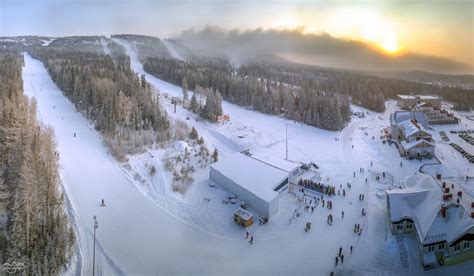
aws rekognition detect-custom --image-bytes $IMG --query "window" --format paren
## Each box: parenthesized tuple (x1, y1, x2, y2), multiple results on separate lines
(397, 224, 403, 230)
(464, 242, 470, 250)
(428, 245, 435, 252)
(454, 244, 461, 252)
(438, 243, 445, 250)
(406, 222, 413, 229)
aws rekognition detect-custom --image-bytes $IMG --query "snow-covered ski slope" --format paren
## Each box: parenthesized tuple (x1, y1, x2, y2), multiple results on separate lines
(23, 44, 473, 275)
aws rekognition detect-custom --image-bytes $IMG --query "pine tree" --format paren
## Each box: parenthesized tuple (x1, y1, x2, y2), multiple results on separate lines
(212, 148, 219, 163)
(189, 93, 199, 113)
(190, 127, 199, 140)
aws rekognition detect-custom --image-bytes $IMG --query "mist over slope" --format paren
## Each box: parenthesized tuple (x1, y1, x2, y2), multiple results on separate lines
(170, 27, 471, 74)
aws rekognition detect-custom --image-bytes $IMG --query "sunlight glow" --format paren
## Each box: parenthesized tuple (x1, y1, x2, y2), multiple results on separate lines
(381, 31, 398, 53)
(275, 16, 298, 30)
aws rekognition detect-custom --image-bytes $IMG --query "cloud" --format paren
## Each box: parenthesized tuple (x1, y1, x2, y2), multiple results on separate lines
(174, 26, 472, 74)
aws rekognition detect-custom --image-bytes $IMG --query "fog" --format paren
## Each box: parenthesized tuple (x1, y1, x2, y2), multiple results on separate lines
(174, 27, 471, 74)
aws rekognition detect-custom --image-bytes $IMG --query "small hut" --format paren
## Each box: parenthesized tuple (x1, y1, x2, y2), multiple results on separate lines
(233, 208, 253, 227)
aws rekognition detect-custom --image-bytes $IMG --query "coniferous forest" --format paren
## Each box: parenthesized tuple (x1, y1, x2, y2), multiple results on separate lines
(144, 58, 351, 130)
(0, 51, 75, 274)
(29, 47, 171, 160)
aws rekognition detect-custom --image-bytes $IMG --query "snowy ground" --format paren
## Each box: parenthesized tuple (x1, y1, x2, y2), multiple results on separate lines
(23, 44, 474, 275)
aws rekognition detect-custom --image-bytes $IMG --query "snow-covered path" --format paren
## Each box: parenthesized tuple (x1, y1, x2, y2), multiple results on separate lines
(22, 54, 249, 275)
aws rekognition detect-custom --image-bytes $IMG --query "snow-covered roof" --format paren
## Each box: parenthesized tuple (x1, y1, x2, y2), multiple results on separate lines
(234, 207, 253, 220)
(398, 95, 439, 100)
(400, 139, 434, 150)
(249, 153, 300, 173)
(387, 173, 474, 245)
(398, 119, 429, 138)
(390, 111, 428, 127)
(211, 153, 290, 202)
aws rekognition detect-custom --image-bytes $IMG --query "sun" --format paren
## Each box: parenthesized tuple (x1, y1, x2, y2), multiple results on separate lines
(276, 17, 298, 30)
(381, 31, 399, 53)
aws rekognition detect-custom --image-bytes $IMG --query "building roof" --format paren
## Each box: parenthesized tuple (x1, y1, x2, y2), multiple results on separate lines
(249, 152, 300, 173)
(400, 139, 434, 150)
(398, 95, 439, 100)
(398, 119, 430, 138)
(234, 207, 253, 220)
(387, 173, 474, 245)
(390, 111, 428, 127)
(211, 153, 292, 202)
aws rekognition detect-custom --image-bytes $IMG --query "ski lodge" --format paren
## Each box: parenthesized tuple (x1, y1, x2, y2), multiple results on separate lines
(386, 173, 474, 269)
(398, 95, 441, 110)
(210, 152, 302, 218)
(390, 111, 434, 159)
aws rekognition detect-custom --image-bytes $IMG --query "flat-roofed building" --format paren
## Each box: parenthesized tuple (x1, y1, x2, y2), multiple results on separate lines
(210, 152, 301, 218)
(398, 95, 441, 110)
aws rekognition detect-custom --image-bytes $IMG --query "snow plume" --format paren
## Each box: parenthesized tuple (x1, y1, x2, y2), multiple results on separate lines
(173, 26, 470, 74)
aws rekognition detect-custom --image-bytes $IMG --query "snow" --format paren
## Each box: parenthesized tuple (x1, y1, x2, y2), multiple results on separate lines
(250, 152, 301, 173)
(387, 173, 443, 243)
(399, 119, 428, 138)
(398, 95, 440, 100)
(211, 152, 289, 203)
(22, 37, 474, 275)
(391, 111, 428, 127)
(234, 208, 252, 221)
(100, 38, 110, 55)
(401, 139, 434, 150)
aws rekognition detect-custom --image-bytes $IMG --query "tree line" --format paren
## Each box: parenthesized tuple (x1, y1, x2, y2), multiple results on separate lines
(239, 62, 474, 111)
(0, 51, 74, 274)
(144, 58, 351, 130)
(29, 47, 171, 160)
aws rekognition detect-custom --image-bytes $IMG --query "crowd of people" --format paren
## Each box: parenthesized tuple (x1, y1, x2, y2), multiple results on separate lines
(298, 179, 336, 195)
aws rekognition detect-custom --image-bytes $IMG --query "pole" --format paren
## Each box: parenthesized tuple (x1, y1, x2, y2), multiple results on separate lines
(93, 216, 98, 276)
(285, 124, 288, 160)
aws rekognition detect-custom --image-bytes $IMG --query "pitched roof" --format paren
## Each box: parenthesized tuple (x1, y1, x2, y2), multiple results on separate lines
(390, 111, 428, 127)
(401, 139, 434, 150)
(386, 173, 473, 245)
(398, 119, 430, 138)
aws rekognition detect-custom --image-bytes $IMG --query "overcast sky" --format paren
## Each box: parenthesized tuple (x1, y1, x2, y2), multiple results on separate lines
(1, 0, 473, 73)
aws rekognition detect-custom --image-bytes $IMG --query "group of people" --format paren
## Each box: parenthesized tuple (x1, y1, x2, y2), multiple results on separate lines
(304, 222, 312, 232)
(298, 179, 336, 195)
(245, 231, 254, 245)
(322, 199, 333, 209)
(327, 214, 333, 225)
(353, 223, 362, 235)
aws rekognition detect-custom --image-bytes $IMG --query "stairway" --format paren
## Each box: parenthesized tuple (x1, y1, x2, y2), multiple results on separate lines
(396, 235, 410, 270)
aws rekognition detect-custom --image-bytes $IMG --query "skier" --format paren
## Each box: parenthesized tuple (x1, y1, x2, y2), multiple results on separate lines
(246, 231, 249, 239)
(335, 257, 338, 266)
(362, 208, 365, 216)
(341, 254, 344, 264)
(74, 132, 76, 138)
(101, 198, 105, 206)
(342, 210, 344, 219)
(400, 161, 403, 167)
(350, 245, 353, 254)
(339, 247, 342, 256)
(343, 189, 346, 197)
(249, 236, 254, 245)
